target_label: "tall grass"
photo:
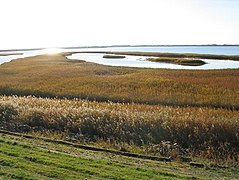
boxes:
[0,95,238,161]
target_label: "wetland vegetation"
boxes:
[103,54,126,59]
[0,95,239,162]
[0,52,238,179]
[0,53,238,109]
[146,57,206,66]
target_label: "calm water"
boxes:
[67,53,239,70]
[0,49,53,64]
[1,46,239,69]
[78,46,239,55]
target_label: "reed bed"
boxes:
[0,95,238,161]
[146,57,206,66]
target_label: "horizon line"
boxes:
[1,44,239,52]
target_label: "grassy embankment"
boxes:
[0,131,239,179]
[0,131,194,180]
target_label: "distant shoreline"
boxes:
[1,44,239,52]
[0,52,23,56]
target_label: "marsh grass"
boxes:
[0,54,238,110]
[146,57,206,66]
[103,55,126,59]
[0,53,239,162]
[0,95,238,162]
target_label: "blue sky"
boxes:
[0,0,239,49]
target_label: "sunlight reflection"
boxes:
[42,48,62,54]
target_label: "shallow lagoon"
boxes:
[67,53,239,70]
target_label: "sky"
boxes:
[0,0,239,49]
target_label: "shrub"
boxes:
[0,103,17,123]
[26,111,48,128]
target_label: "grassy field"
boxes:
[0,131,238,180]
[0,53,238,109]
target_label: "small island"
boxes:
[146,57,206,66]
[103,54,126,59]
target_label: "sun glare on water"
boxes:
[42,48,62,54]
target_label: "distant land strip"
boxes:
[0,53,23,56]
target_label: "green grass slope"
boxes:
[1,131,238,180]
[0,132,199,180]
